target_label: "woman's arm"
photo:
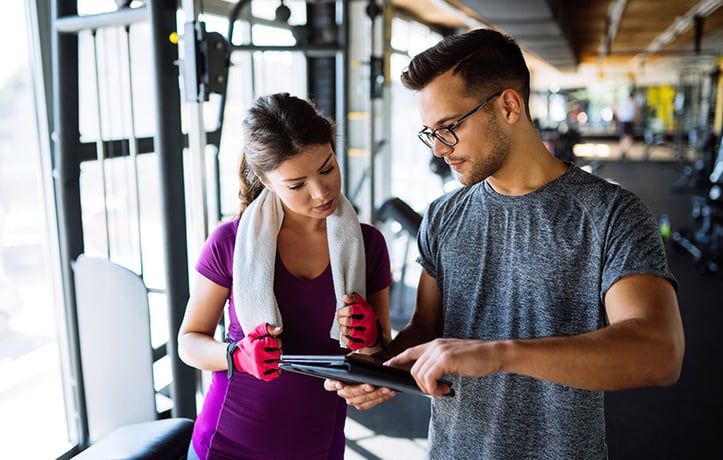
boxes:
[325,269,444,408]
[177,272,230,371]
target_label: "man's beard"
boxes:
[460,111,510,186]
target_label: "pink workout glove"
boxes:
[342,293,381,351]
[227,323,281,382]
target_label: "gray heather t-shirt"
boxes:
[417,165,675,460]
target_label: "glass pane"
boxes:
[217,24,308,218]
[0,1,73,457]
[78,23,156,144]
[388,23,450,211]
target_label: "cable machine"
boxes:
[50,2,196,451]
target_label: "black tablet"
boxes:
[278,353,453,397]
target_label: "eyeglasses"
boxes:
[417,91,502,149]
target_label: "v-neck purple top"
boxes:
[190,217,392,460]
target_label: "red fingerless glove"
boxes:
[227,323,281,382]
[345,293,381,351]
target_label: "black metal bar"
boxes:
[152,343,168,362]
[341,1,350,198]
[695,15,704,54]
[51,0,89,448]
[229,43,342,54]
[147,0,196,419]
[74,137,156,162]
[72,134,221,163]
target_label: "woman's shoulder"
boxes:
[360,221,382,238]
[204,216,240,251]
[360,222,389,250]
[211,216,241,238]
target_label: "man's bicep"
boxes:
[382,270,444,359]
[410,269,444,337]
[604,274,679,323]
[603,274,685,385]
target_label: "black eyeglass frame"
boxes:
[417,91,503,148]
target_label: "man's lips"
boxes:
[446,159,464,171]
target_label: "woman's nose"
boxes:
[310,181,329,199]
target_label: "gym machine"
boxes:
[671,135,723,274]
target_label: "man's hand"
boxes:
[337,293,380,350]
[323,379,396,410]
[386,338,491,398]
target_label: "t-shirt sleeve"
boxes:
[195,218,238,289]
[361,223,393,293]
[416,200,440,280]
[600,190,677,297]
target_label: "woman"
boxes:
[178,93,392,459]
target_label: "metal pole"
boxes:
[147,0,196,418]
[90,30,112,259]
[51,0,89,447]
[368,1,381,222]
[181,0,211,252]
[122,26,145,275]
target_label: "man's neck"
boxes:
[487,146,568,196]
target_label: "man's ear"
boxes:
[500,89,523,124]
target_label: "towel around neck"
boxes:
[232,188,366,344]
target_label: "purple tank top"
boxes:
[190,218,392,459]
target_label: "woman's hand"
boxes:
[337,293,381,350]
[230,323,283,381]
[323,379,396,410]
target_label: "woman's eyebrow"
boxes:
[282,152,334,182]
[317,152,334,169]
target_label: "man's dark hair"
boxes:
[401,28,531,118]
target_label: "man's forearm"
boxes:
[377,322,440,361]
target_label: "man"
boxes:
[325,28,684,459]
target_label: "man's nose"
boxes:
[432,138,453,157]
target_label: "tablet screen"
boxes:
[279,353,453,397]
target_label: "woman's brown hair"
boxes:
[238,93,336,214]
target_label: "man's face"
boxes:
[417,71,510,186]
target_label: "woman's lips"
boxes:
[315,200,333,212]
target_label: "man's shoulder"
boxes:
[562,166,623,196]
[560,166,646,218]
[427,184,477,213]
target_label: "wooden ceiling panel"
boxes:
[564,0,610,54]
[613,0,699,54]
[664,7,723,54]
[390,0,723,70]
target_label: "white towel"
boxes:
[232,188,366,343]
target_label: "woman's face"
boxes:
[261,143,342,221]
